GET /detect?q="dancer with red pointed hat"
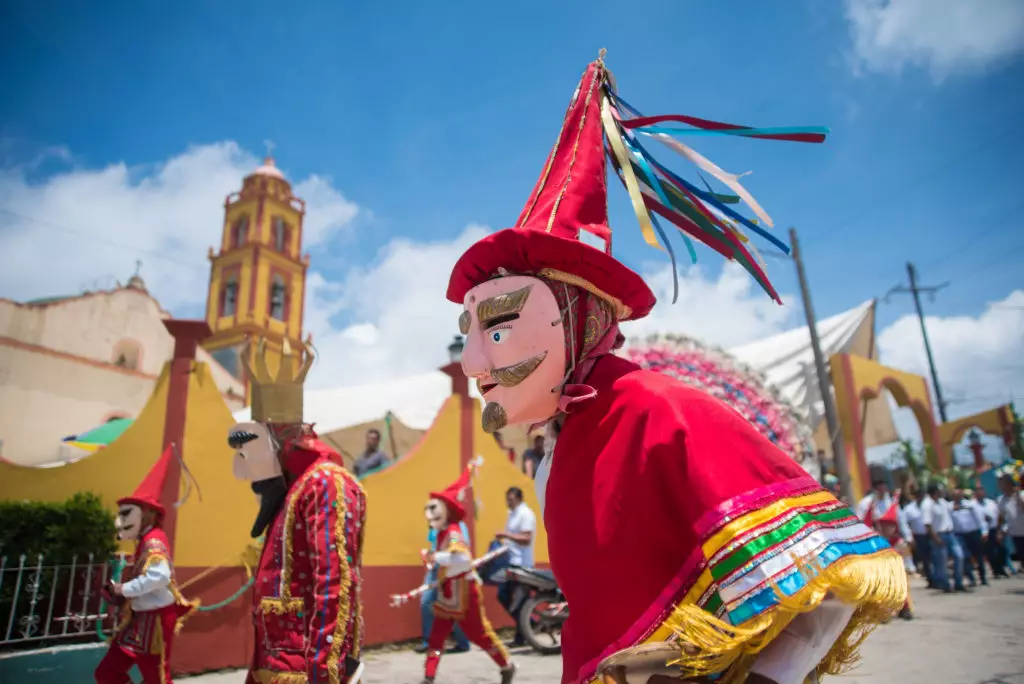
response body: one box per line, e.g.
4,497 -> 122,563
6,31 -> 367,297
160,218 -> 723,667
447,52 -> 907,684
231,338 -> 367,684
393,460 -> 516,684
95,445 -> 198,684
870,492 -> 915,620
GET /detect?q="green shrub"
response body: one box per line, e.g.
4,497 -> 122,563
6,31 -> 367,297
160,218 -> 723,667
0,492 -> 117,563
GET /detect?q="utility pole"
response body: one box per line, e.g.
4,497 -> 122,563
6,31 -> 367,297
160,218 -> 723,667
789,228 -> 852,504
884,264 -> 949,423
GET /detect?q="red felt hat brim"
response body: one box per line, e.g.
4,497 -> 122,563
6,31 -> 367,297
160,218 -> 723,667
446,228 -> 656,321
429,491 -> 466,523
116,496 -> 165,517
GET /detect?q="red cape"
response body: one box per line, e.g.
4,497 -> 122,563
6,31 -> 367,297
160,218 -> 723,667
544,355 -> 892,683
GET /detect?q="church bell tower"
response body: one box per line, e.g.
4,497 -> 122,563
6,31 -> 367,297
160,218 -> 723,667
203,154 -> 308,391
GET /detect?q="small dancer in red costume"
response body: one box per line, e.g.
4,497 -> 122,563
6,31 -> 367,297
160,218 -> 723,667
393,460 -> 516,684
231,338 -> 368,684
95,445 -> 198,684
869,493 -> 914,620
446,51 -> 907,684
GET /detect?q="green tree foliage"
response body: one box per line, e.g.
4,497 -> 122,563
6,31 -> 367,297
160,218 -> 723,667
0,492 -> 117,563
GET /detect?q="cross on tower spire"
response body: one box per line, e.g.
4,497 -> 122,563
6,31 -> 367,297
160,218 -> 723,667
263,139 -> 275,160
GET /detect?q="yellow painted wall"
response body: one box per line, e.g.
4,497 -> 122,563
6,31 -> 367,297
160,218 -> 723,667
0,360 -> 545,572
0,362 -> 255,568
174,363 -> 256,567
471,404 -> 549,563
358,395 -> 549,566
360,397 -> 461,566
0,366 -> 170,508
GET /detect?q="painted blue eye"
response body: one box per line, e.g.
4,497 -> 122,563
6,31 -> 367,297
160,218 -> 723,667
490,329 -> 509,344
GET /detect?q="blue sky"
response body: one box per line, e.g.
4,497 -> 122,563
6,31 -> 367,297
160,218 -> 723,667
2,0 -> 1023,427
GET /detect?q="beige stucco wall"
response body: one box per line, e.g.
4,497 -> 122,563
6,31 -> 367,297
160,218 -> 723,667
0,287 -> 244,466
0,288 -> 173,375
0,345 -> 156,465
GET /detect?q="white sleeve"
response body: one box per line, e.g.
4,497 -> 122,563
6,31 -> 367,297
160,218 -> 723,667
749,600 -> 855,684
972,504 -> 987,532
921,500 -> 934,527
432,551 -> 473,576
522,508 -> 537,533
121,559 -> 172,598
855,496 -> 871,521
897,509 -> 912,542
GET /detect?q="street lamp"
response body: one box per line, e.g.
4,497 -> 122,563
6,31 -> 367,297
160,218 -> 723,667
447,335 -> 465,364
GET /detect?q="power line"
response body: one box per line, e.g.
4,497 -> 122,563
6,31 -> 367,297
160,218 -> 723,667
884,263 -> 950,422
0,208 -> 206,271
915,198 -> 1024,276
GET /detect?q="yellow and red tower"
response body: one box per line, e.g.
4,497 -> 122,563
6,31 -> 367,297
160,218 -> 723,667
203,156 -> 307,398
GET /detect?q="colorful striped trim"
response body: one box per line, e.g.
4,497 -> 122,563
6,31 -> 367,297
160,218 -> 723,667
576,478 -> 897,683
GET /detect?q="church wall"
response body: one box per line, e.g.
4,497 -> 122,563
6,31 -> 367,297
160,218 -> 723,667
0,344 -> 155,465
0,290 -> 174,376
0,292 -> 243,466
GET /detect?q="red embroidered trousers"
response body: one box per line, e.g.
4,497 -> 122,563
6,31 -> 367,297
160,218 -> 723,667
94,604 -> 179,684
424,583 -> 509,679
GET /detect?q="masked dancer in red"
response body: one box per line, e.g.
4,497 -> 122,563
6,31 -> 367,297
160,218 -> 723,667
393,460 -> 516,684
95,445 -> 198,684
446,51 -> 907,684
231,338 -> 368,684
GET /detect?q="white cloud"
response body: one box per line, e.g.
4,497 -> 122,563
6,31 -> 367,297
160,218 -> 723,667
301,226 -> 487,387
845,0 -> 1024,80
0,142 -> 357,312
877,290 -> 1024,422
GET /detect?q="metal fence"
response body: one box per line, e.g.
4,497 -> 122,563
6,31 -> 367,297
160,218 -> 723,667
0,553 -> 120,650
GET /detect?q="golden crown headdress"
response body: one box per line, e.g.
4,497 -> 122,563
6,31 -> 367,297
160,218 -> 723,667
242,336 -> 314,424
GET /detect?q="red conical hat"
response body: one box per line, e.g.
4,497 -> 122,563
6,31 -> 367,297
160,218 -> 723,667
447,59 -> 656,321
447,52 -> 829,318
429,459 -> 481,523
118,445 -> 175,516
878,501 -> 899,525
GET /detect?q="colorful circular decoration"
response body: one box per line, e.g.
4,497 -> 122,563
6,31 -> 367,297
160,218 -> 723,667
624,335 -> 813,461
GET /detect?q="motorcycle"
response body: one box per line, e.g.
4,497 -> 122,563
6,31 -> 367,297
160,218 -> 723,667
504,565 -> 567,655
477,541 -> 568,655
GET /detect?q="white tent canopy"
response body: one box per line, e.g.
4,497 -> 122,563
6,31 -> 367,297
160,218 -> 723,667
728,299 -> 897,449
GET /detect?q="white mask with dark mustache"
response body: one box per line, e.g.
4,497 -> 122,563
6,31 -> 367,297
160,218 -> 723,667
115,504 -> 144,541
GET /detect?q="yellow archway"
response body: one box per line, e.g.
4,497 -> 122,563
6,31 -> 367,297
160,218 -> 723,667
830,353 -> 950,500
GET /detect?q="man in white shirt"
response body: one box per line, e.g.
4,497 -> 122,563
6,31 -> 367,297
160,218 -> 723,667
496,487 -> 537,647
997,474 -> 1024,573
975,487 -> 1011,578
856,479 -> 893,524
922,483 -> 966,592
951,489 -> 988,587
902,488 -> 934,587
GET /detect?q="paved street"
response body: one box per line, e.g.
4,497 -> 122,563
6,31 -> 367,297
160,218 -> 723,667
184,576 -> 1024,684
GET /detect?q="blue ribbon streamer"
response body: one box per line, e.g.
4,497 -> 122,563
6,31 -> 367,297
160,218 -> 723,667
632,124 -> 831,138
608,91 -> 790,254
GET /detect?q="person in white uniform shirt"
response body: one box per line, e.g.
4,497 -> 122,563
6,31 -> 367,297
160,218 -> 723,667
495,486 -> 537,647
922,483 -> 966,593
974,487 -> 1011,578
950,489 -> 988,587
997,473 -> 1024,573
856,479 -> 893,524
903,488 -> 933,586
